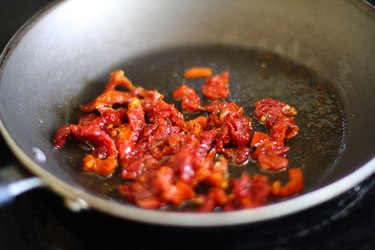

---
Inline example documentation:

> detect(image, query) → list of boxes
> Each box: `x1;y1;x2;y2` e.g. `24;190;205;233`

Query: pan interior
50;45;345;203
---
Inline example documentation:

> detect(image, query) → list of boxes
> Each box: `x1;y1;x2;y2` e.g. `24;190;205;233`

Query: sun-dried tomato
230;172;270;209
62;125;118;176
83;155;118;177
185;116;208;135
250;131;269;147
53;68;304;212
145;99;184;128
53;125;72;149
184;66;213;78
127;97;145;133
250;131;290;171
80;90;132;113
271;168;304;197
201;71;230;100
253;98;299;140
105;69;134;91
223;147;251;165
172;85;201;112
251;98;300;172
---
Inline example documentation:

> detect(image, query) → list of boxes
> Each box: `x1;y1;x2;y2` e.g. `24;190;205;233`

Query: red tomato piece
172;85;201;112
230;172;270;209
257;154;289;171
80;90;132;113
251;132;269;147
253;98;299;141
271;168;304;197
67;125;118;176
83;155;118;177
145;100;184;128
223;147;251;165
201;71;230;100
53;125;71;149
184;67;213;78
70;125;117;157
127;97;145;133
105;69;134;91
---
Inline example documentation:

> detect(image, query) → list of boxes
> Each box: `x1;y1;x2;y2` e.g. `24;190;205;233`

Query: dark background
1;1;375;249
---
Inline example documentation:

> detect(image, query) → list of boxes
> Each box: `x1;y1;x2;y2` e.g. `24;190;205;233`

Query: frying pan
0;0;374;227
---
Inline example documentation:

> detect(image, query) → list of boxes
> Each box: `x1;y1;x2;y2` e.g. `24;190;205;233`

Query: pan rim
0;0;375;227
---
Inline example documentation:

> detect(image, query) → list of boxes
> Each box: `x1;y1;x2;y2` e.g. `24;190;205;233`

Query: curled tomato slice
105;69;134;91
172;85;201;112
80;90;132;113
271;168;304;197
69;125;118;176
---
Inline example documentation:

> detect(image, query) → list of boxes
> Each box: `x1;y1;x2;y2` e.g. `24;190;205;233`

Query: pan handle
0;164;44;205
0;163;88;212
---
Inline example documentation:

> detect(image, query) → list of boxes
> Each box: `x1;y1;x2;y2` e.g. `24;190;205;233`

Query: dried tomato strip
105;69;134;91
271;168;304;197
172;85;201;112
80;90;132;113
53;125;71;149
127;97;145;133
68;125;118;176
113;124;140;180
184;67;213;78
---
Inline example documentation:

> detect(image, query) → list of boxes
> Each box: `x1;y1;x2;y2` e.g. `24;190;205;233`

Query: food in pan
53;68;303;211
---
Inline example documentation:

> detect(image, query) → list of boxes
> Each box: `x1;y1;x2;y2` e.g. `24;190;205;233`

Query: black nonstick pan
0;0;374;226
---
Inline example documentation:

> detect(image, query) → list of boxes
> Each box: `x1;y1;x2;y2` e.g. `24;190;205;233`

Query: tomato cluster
53;69;303;211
